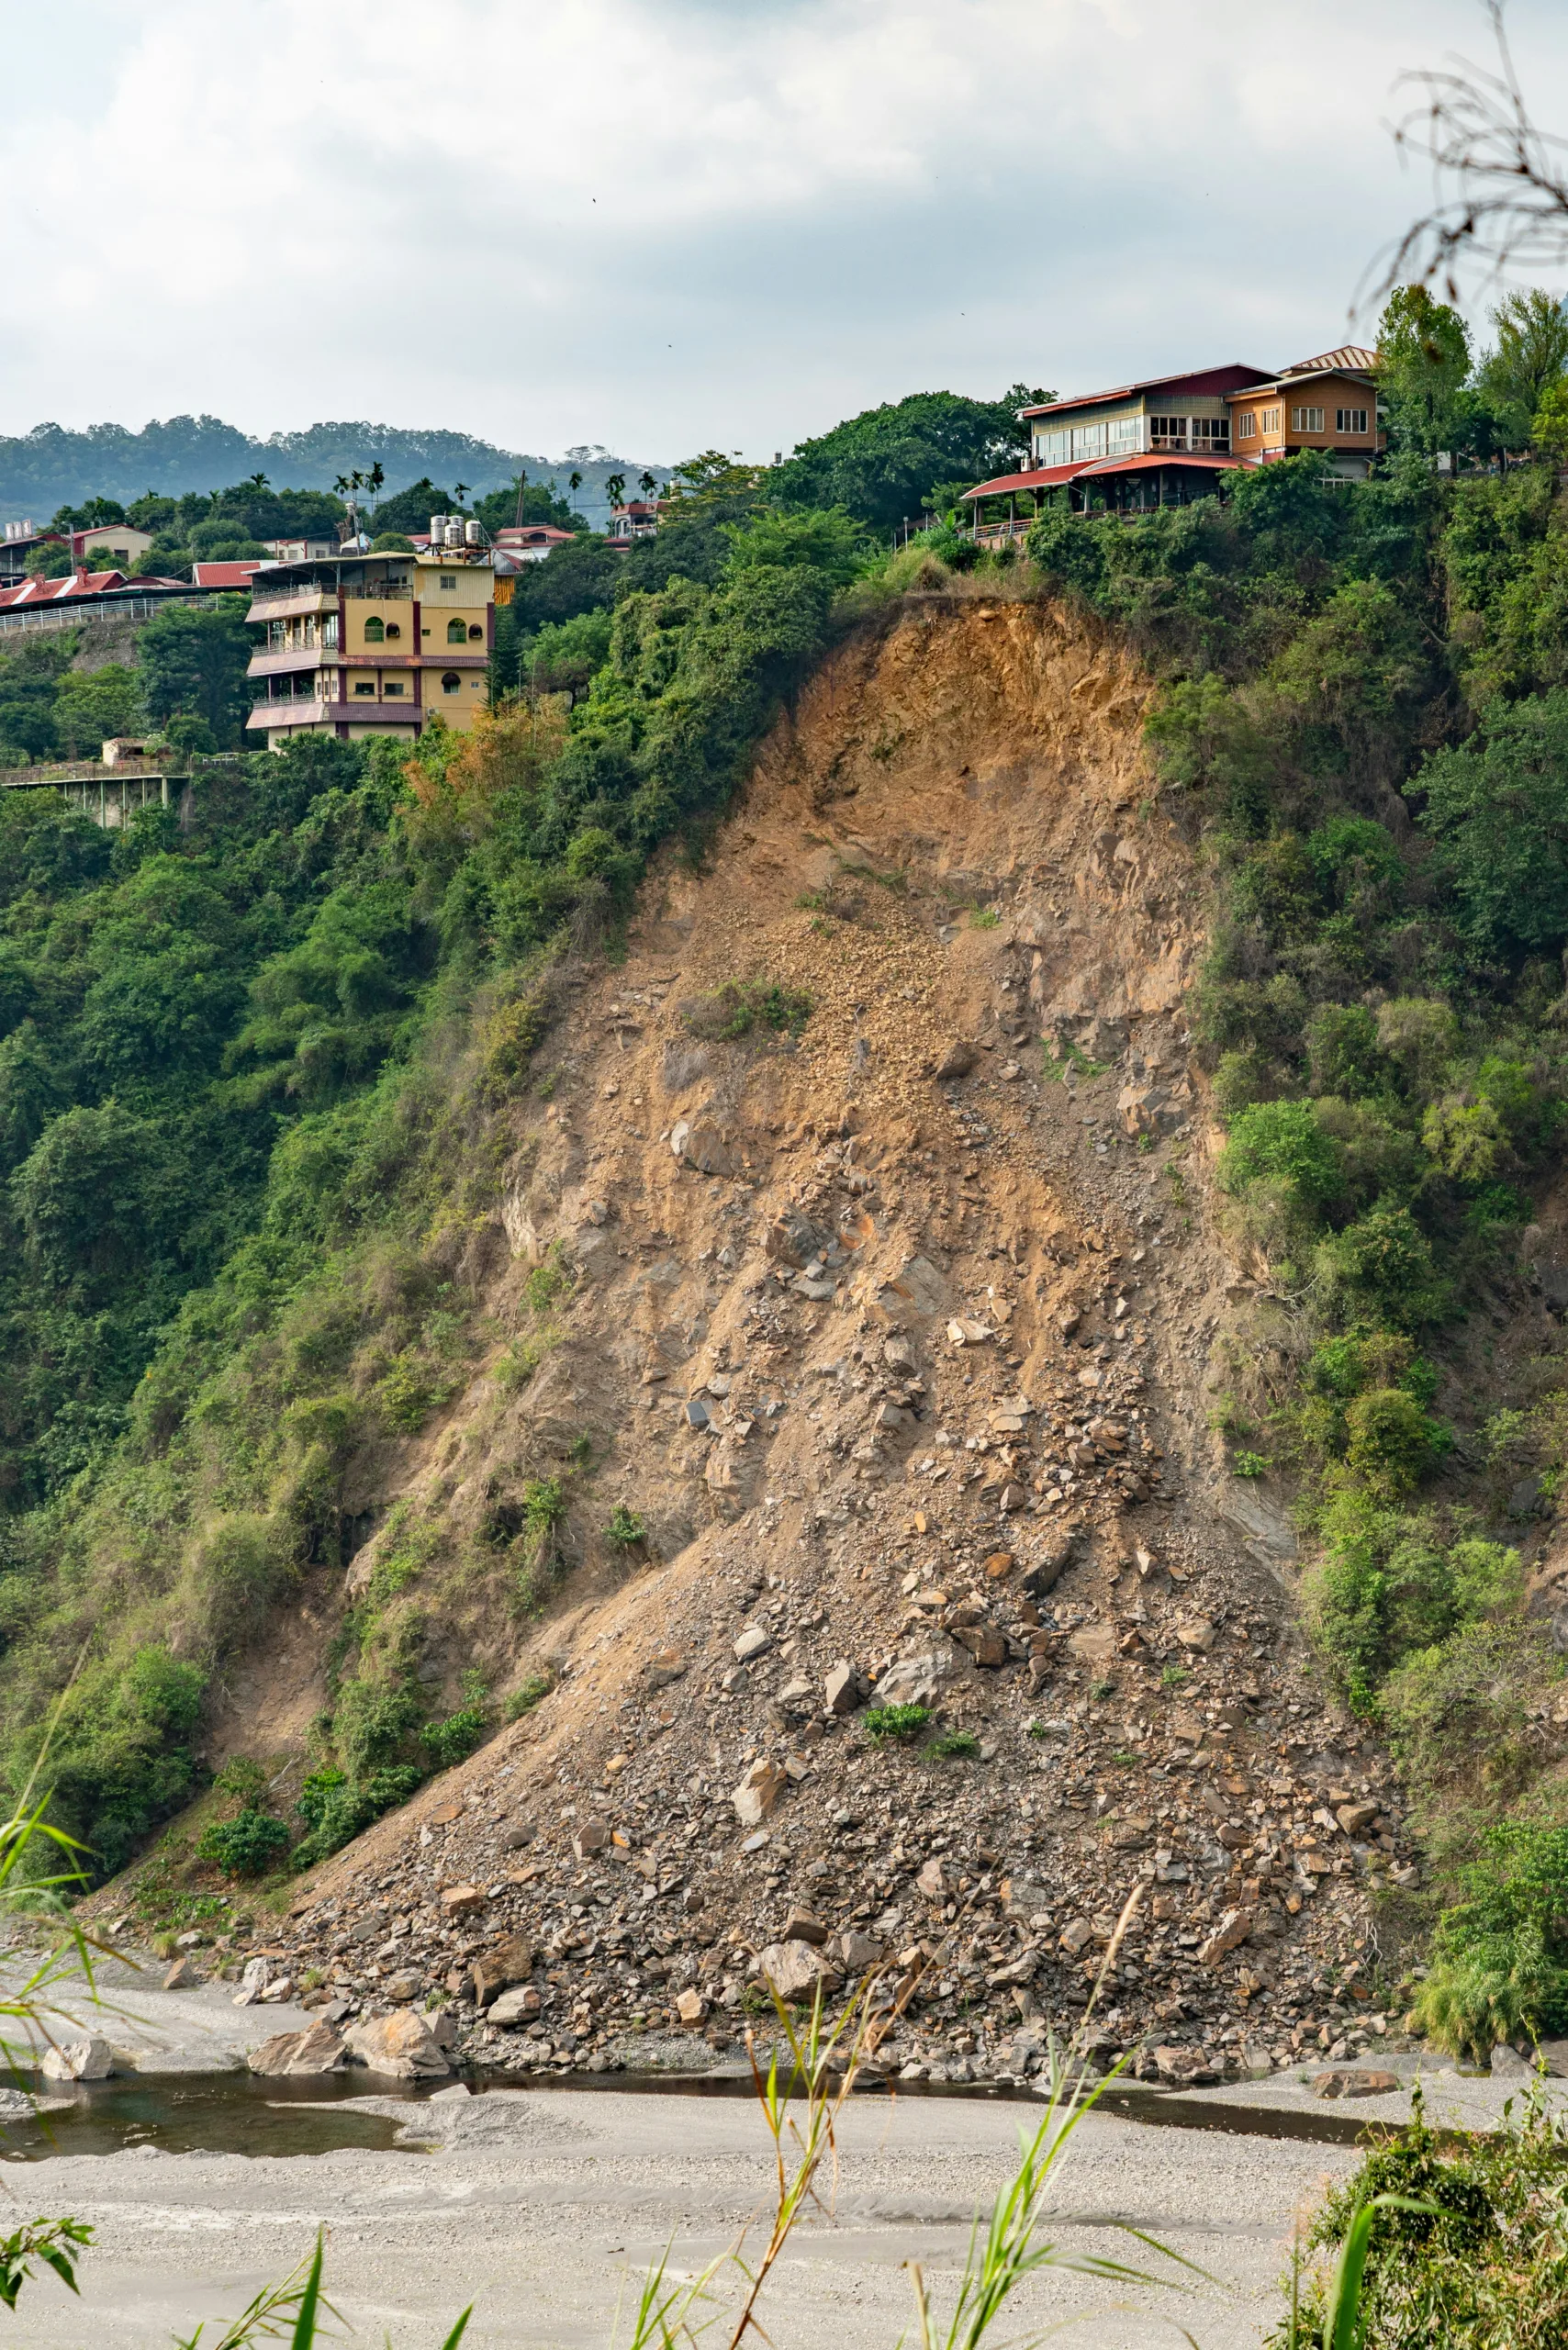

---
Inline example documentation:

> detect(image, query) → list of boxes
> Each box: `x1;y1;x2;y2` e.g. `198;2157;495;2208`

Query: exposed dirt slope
116;596;1420;2086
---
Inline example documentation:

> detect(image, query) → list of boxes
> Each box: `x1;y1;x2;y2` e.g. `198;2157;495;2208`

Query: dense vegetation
0;498;858;1876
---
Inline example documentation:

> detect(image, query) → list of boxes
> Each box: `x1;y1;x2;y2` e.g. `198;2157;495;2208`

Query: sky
6;0;1568;464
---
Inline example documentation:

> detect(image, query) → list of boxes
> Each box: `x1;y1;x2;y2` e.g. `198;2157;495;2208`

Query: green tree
1377;285;1473;456
1412;689;1568;954
51;665;144;756
136;601;254;746
772;387;1050;532
1478;287;1568;449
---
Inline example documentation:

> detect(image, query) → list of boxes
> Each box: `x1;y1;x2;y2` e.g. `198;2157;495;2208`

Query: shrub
1219;1098;1343;1211
683;979;812;1041
1406;1824;1568;2058
422;1701;488;1771
376;1351;460;1433
504;1673;552;1721
1274;2087;1568;2346
930;1730;980;1759
1344;1387;1452;1498
196;1807;290;1878
862;1704;930;1743
211;1757;267;1807
604;1505;645;1549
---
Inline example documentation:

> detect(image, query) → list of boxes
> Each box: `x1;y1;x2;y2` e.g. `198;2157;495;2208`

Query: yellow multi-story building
244;528;494;746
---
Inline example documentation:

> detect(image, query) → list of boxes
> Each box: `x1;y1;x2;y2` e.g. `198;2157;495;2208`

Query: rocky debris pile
187;1501;1417;2087
98;605;1432;2089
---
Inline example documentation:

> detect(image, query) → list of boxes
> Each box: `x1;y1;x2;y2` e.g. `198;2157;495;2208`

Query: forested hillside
6;334;1568;2058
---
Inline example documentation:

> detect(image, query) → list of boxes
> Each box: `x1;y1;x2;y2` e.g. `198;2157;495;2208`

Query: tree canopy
771;387;1050;531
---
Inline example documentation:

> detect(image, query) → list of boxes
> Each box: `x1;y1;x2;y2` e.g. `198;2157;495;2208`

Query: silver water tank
429;515;446;543
465;519;482;545
443;520;464;549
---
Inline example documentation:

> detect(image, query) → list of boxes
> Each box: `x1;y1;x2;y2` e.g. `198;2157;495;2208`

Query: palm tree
512;469;529;529
366;462;386;512
248;471;270;493
638;470;658;499
568;470;583;512
454;480;470;509
606;473;627;509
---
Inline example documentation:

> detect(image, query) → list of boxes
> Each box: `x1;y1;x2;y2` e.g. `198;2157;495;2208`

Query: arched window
364;615;385;643
441;671;461;695
383;621;401;640
467;623;483;642
446;617;467;643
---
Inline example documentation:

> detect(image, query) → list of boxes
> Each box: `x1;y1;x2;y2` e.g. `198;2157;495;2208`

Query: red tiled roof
192;561;264;589
0;567;128;607
964;451;1245;501
1020;364;1271;420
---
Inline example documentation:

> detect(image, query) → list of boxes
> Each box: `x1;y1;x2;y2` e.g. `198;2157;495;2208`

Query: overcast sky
6;0;1568;463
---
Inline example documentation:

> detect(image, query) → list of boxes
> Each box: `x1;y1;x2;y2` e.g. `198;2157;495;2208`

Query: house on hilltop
962;347;1384;537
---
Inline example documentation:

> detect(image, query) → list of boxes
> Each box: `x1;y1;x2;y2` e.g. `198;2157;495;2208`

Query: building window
364;615;386;643
1291;406;1326;432
442;671;461;695
354;682;375;697
1148;416;1188;448
384;621;401;640
1191;417;1229;446
1336;408;1369;434
1236;412;1257;441
1259;406;1283;436
384;680;406;696
323;614;339;648
467;622;484;642
447;617;467;643
440;574;457;589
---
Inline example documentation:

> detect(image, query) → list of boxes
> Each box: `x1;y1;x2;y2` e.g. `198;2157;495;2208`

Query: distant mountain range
0;417;668;529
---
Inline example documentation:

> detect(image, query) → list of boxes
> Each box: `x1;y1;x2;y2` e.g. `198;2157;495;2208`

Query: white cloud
4;0;1568;465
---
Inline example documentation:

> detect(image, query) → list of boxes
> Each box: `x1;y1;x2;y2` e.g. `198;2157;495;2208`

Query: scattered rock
472;1935;535;2009
823;1661;861;1716
440;1885;487;1917
756;1940;838;2002
734;1626;774;1663
733;1759;788;1828
162;1957;200;1991
1313;2069;1400;2099
1197;1908;1253;1965
675;1988;708;2025
933;1043;978;1081
872;1650;952;1707
489;1984;543;2028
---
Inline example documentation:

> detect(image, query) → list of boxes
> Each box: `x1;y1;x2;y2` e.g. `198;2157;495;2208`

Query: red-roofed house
962;349;1384;537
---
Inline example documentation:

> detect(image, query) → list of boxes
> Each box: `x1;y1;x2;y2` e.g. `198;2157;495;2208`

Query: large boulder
247;2020;347;2077
344;2009;451;2079
41;2035;112;2081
